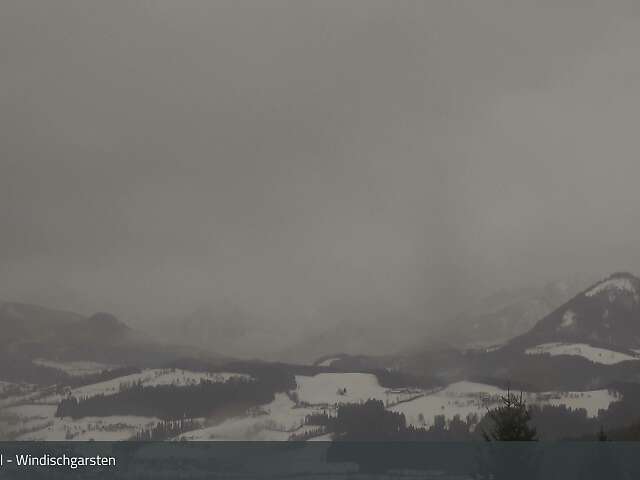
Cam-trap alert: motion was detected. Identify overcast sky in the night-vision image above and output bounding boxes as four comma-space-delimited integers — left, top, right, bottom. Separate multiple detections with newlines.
2, 1, 640, 326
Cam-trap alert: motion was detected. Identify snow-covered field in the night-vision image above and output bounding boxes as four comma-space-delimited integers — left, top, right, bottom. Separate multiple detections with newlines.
536, 390, 616, 416
0, 371, 625, 441
179, 393, 318, 441
177, 374, 620, 441
0, 368, 253, 441
295, 373, 388, 405
392, 381, 618, 429
0, 403, 57, 438
33, 359, 119, 377
295, 373, 424, 407
2, 403, 160, 441
525, 342, 639, 365
178, 372, 419, 441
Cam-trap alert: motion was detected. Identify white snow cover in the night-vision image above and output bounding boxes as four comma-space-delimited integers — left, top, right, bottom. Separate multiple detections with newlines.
483, 344, 503, 353
0, 368, 251, 440
391, 381, 618, 429
178, 393, 318, 441
177, 373, 423, 441
559, 310, 577, 329
15, 414, 161, 441
179, 374, 617, 440
294, 373, 423, 407
307, 433, 333, 441
538, 390, 616, 416
0, 371, 624, 441
0, 403, 57, 438
295, 373, 389, 405
525, 343, 639, 365
317, 357, 341, 367
585, 277, 639, 301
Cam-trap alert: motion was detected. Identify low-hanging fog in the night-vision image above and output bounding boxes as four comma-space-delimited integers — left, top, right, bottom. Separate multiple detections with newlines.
2, 1, 640, 357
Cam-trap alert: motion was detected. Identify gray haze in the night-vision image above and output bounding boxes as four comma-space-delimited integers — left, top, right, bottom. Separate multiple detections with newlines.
3, 1, 640, 334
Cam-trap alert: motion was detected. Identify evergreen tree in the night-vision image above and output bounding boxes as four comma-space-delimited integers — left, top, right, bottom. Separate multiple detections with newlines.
597, 425, 608, 441
482, 389, 537, 441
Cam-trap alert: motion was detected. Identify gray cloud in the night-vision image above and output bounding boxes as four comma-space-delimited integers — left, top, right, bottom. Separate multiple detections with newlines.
2, 1, 640, 332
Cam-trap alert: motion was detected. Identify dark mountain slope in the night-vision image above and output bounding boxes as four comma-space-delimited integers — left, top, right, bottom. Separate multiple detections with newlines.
386, 273, 640, 391
456, 273, 640, 390
0, 302, 84, 347
0, 301, 229, 384
509, 272, 640, 351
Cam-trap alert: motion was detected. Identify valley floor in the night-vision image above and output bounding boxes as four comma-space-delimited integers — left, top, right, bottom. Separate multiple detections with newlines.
0, 364, 619, 441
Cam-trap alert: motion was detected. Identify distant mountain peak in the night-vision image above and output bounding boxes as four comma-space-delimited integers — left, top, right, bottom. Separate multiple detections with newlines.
85, 312, 131, 339
583, 272, 640, 303
512, 272, 640, 350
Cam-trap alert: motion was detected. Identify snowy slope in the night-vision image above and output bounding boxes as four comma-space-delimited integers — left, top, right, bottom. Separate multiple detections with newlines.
317, 357, 341, 367
178, 376, 620, 440
514, 273, 640, 350
391, 381, 618, 429
525, 343, 639, 365
178, 372, 424, 441
15, 414, 160, 441
0, 369, 626, 441
585, 277, 639, 301
178, 393, 318, 441
0, 368, 252, 440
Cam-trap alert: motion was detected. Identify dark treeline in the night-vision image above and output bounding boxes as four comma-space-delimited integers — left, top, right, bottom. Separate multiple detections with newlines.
592, 420, 640, 440
305, 399, 479, 441
556, 382, 640, 440
55, 361, 298, 421
333, 400, 409, 440
304, 383, 640, 441
134, 419, 202, 441
315, 354, 441, 390
475, 382, 640, 440
398, 346, 640, 394
169, 357, 436, 396
469, 350, 640, 392
56, 377, 276, 420
374, 368, 440, 390
529, 404, 595, 439
167, 359, 297, 392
